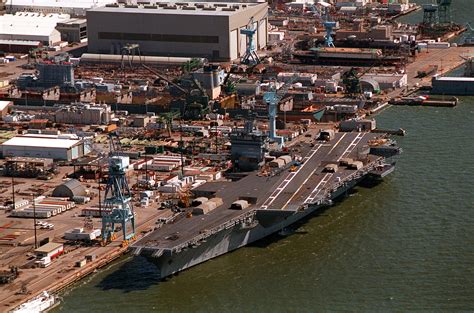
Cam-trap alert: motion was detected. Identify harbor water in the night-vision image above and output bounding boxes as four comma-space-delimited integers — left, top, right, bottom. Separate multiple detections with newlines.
54, 2, 474, 311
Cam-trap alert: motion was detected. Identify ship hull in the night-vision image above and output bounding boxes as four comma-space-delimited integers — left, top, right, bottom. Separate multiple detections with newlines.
142, 176, 363, 278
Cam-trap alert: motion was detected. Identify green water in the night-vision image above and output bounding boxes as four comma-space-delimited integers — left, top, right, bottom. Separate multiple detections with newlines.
55, 3, 474, 312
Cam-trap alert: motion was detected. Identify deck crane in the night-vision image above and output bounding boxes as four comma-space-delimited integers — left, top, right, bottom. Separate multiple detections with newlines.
101, 133, 136, 246
263, 74, 298, 148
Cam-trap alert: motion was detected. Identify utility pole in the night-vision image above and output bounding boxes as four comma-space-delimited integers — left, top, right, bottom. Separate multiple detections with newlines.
179, 119, 185, 177
11, 176, 15, 210
32, 194, 37, 249
98, 158, 101, 218
214, 112, 218, 155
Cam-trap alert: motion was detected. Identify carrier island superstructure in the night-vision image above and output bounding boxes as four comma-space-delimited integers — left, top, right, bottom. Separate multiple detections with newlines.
131, 122, 401, 278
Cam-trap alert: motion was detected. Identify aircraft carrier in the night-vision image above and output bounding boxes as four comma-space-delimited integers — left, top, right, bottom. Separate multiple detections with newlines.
131, 131, 400, 278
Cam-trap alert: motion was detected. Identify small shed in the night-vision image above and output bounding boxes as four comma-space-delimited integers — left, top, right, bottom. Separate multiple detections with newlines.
348, 161, 364, 170
208, 197, 223, 207
193, 201, 217, 215
324, 164, 339, 173
230, 200, 249, 210
52, 179, 86, 199
192, 197, 208, 207
34, 242, 64, 259
339, 158, 353, 166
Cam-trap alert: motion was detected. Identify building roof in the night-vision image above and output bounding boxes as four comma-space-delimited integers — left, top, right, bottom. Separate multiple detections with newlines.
34, 242, 63, 254
435, 77, 474, 81
0, 12, 70, 37
0, 39, 42, 46
1, 135, 81, 149
90, 2, 266, 17
57, 18, 87, 25
6, 0, 111, 9
0, 101, 12, 111
52, 179, 86, 197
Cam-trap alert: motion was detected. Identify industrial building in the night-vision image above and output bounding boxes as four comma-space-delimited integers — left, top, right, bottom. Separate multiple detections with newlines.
1, 133, 87, 161
56, 18, 87, 43
55, 103, 112, 125
87, 2, 268, 61
0, 12, 70, 46
431, 76, 474, 95
5, 0, 110, 17
52, 179, 86, 198
17, 59, 74, 89
0, 100, 12, 118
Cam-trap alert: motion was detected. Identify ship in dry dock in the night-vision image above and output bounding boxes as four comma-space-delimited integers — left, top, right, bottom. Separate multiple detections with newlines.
292, 47, 405, 66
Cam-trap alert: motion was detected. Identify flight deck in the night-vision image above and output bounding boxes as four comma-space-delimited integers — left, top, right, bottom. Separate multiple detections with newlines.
133, 131, 387, 254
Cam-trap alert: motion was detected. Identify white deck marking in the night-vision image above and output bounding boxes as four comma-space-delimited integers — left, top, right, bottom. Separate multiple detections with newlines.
260, 143, 323, 210
303, 133, 366, 205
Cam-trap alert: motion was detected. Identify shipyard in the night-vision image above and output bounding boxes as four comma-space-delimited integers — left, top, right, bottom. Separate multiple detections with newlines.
0, 0, 472, 311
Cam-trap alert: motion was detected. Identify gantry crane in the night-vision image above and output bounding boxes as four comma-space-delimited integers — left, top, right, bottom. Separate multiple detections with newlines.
101, 133, 136, 246
263, 74, 298, 148
240, 17, 260, 65
320, 1, 336, 48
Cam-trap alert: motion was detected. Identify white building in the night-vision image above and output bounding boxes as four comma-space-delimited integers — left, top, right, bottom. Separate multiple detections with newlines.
5, 0, 111, 17
1, 133, 86, 161
0, 12, 70, 45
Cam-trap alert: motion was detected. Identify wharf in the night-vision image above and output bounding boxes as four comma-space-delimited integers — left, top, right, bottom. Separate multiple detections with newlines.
133, 132, 386, 256
0, 210, 161, 312
390, 97, 458, 107
406, 46, 473, 86
388, 5, 421, 20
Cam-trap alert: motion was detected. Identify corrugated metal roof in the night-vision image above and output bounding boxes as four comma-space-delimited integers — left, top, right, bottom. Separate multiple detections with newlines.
0, 12, 70, 37
6, 0, 111, 9
53, 179, 86, 197
90, 2, 266, 16
0, 39, 41, 46
2, 136, 81, 149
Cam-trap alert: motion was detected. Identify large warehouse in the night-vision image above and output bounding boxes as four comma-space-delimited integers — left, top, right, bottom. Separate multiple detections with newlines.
1, 134, 87, 161
5, 0, 111, 17
0, 12, 70, 45
87, 2, 268, 61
